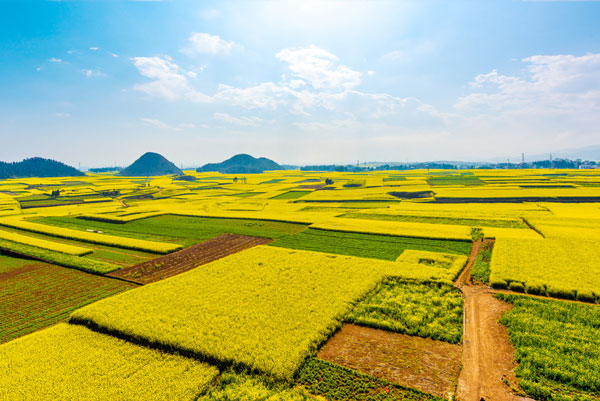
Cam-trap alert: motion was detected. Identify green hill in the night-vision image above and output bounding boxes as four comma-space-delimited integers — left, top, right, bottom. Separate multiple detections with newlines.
196, 154, 281, 174
119, 152, 183, 177
0, 157, 84, 179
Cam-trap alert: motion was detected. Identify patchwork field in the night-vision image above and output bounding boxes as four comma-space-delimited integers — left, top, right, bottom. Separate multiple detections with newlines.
1, 168, 600, 400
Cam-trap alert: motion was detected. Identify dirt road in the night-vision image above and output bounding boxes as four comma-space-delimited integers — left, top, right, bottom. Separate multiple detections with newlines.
455, 240, 533, 401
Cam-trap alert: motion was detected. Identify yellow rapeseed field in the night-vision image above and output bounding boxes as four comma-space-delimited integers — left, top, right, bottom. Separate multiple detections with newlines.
71, 245, 464, 380
0, 228, 92, 256
0, 323, 219, 401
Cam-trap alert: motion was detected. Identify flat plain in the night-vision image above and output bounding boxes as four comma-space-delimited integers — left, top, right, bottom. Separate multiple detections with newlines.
1, 168, 600, 400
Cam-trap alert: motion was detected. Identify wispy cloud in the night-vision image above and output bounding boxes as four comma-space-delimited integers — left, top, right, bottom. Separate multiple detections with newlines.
213, 112, 265, 127
55, 112, 71, 118
132, 56, 211, 102
83, 69, 106, 78
48, 57, 62, 63
89, 47, 99, 51
140, 117, 195, 131
182, 33, 237, 56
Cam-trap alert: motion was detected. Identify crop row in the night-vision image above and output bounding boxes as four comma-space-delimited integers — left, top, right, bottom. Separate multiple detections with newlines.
309, 218, 473, 241
0, 228, 91, 256
0, 238, 118, 274
0, 217, 181, 254
0, 262, 135, 343
0, 324, 218, 400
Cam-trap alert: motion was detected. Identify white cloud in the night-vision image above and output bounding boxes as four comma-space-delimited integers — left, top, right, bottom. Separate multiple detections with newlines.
89, 47, 99, 51
110, 52, 119, 58
83, 69, 106, 78
456, 53, 600, 117
49, 58, 62, 63
140, 117, 170, 129
382, 40, 437, 63
140, 118, 195, 131
276, 45, 361, 90
131, 56, 211, 102
55, 113, 71, 118
382, 50, 404, 61
213, 112, 265, 127
182, 33, 236, 55
367, 70, 376, 76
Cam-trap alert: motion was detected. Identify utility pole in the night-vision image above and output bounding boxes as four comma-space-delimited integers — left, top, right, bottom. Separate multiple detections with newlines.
522, 153, 525, 164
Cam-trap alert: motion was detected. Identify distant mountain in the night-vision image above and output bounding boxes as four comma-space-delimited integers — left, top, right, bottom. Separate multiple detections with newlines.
119, 152, 183, 177
197, 154, 281, 174
0, 157, 84, 179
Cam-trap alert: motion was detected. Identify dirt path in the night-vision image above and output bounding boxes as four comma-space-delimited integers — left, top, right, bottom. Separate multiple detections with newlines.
455, 240, 533, 401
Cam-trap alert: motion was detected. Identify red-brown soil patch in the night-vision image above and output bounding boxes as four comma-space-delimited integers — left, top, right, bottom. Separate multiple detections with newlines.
108, 234, 272, 284
317, 324, 462, 399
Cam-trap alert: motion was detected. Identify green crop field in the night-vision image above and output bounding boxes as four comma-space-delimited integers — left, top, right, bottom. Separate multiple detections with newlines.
497, 294, 600, 401
347, 279, 463, 344
270, 228, 472, 261
296, 358, 443, 401
35, 215, 308, 247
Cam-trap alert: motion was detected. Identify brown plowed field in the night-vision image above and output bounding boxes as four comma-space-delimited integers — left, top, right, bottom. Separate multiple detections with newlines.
0, 262, 135, 344
108, 234, 272, 284
317, 324, 462, 399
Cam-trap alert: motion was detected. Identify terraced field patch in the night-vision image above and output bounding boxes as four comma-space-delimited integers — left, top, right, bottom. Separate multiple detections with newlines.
0, 262, 136, 344
109, 234, 272, 284
317, 324, 462, 399
71, 246, 462, 380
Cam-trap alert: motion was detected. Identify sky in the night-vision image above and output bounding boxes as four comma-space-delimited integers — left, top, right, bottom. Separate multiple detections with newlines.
1, 0, 600, 168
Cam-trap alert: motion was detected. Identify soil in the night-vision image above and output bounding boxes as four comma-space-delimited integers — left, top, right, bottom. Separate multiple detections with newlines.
108, 234, 272, 284
455, 240, 534, 401
317, 324, 462, 399
0, 263, 43, 281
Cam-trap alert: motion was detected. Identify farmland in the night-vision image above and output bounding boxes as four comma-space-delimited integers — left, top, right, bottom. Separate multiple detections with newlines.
1, 168, 600, 400
0, 257, 135, 343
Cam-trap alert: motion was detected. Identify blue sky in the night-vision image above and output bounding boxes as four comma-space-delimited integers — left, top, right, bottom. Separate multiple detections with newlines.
1, 0, 599, 167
